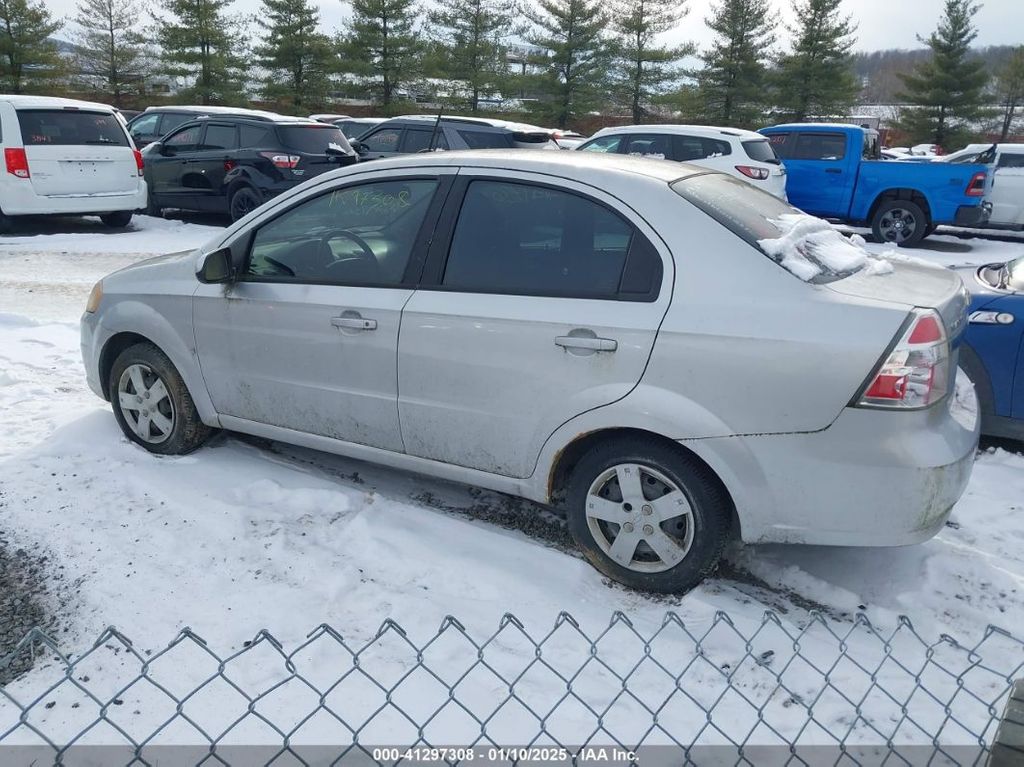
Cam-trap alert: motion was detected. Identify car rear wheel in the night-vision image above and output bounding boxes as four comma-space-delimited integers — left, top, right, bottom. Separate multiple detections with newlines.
871, 200, 928, 247
0, 210, 12, 234
109, 342, 212, 455
566, 439, 731, 593
100, 211, 133, 228
229, 187, 262, 222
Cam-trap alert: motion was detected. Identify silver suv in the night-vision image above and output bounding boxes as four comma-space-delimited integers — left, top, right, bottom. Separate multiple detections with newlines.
80, 151, 979, 592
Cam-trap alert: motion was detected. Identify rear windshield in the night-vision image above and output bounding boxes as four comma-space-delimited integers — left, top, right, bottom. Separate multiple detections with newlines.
512, 131, 552, 144
18, 109, 129, 147
742, 139, 779, 164
277, 125, 351, 154
672, 172, 872, 283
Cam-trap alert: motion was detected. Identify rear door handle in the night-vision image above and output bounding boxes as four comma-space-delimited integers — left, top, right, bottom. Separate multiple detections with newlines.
555, 336, 617, 352
331, 316, 377, 331
825, 168, 842, 174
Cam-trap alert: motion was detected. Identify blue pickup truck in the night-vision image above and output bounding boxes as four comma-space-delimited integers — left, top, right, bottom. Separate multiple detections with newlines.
760, 124, 989, 246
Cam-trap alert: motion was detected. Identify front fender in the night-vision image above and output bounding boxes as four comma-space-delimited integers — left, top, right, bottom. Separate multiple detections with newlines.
93, 295, 219, 427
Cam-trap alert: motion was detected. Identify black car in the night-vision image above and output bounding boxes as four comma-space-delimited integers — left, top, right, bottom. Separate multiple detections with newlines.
126, 106, 287, 148
142, 115, 358, 222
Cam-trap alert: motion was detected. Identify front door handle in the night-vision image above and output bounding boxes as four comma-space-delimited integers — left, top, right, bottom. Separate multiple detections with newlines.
555, 335, 617, 352
331, 315, 377, 331
825, 168, 843, 174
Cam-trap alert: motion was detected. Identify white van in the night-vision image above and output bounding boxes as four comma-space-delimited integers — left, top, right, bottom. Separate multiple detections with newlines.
0, 95, 147, 233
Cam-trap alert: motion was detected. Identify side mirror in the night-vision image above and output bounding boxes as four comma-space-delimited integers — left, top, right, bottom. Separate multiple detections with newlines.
158, 142, 174, 156
350, 140, 367, 155
197, 247, 234, 284
325, 144, 349, 160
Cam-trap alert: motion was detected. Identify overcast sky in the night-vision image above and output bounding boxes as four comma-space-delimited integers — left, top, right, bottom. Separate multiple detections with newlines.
48, 0, 1022, 53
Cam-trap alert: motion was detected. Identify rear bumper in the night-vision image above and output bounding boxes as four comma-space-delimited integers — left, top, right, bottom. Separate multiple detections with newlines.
953, 203, 991, 227
1, 184, 147, 216
692, 390, 980, 547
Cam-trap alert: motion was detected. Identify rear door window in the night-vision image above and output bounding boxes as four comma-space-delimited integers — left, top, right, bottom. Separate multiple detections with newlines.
159, 112, 192, 134
18, 110, 129, 146
202, 124, 238, 150
792, 133, 847, 160
441, 180, 638, 298
403, 128, 449, 152
623, 134, 672, 159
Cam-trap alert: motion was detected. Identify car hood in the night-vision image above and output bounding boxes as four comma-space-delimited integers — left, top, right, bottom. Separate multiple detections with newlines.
826, 260, 970, 340
103, 249, 201, 295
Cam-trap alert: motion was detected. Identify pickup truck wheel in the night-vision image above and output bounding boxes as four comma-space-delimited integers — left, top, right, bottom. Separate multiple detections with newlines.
872, 200, 928, 247
566, 439, 730, 593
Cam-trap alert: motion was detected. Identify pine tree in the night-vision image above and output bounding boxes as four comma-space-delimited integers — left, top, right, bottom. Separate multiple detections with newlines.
697, 0, 775, 127
73, 0, 148, 106
155, 0, 247, 105
525, 0, 611, 129
773, 0, 857, 121
428, 0, 514, 113
340, 0, 423, 111
256, 0, 335, 110
897, 0, 989, 148
0, 0, 62, 94
611, 0, 691, 123
994, 46, 1024, 141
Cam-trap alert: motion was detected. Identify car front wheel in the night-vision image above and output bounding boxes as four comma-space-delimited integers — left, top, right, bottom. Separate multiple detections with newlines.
566, 439, 731, 593
109, 342, 212, 455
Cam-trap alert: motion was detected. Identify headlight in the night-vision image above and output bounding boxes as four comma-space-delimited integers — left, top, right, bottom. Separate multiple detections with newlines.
85, 281, 103, 313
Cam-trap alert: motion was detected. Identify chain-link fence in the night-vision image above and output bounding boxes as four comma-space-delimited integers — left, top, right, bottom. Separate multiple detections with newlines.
1, 610, 1022, 766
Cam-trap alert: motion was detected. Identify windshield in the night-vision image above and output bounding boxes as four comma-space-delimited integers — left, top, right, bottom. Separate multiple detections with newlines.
18, 109, 129, 147
278, 125, 351, 154
672, 172, 878, 283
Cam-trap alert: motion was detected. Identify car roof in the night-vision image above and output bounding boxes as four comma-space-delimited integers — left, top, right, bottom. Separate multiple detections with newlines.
592, 124, 766, 141
186, 113, 325, 126
762, 122, 865, 132
326, 148, 706, 183
139, 105, 287, 120
0, 95, 118, 112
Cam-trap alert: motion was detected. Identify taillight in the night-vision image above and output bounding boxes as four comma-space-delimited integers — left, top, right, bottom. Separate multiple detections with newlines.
133, 149, 144, 176
5, 148, 29, 178
856, 308, 950, 409
735, 165, 769, 180
260, 152, 301, 169
966, 171, 986, 196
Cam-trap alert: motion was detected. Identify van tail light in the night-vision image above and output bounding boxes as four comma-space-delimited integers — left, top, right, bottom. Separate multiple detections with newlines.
966, 171, 986, 196
856, 308, 950, 409
5, 148, 30, 178
133, 149, 144, 176
260, 152, 301, 169
735, 165, 769, 180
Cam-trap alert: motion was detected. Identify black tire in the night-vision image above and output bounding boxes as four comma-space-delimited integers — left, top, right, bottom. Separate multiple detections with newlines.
229, 186, 262, 222
109, 342, 213, 455
565, 438, 731, 593
0, 210, 13, 235
871, 199, 928, 247
100, 211, 133, 228
146, 193, 163, 218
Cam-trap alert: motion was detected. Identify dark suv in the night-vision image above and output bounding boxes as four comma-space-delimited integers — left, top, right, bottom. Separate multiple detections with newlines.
352, 115, 557, 160
142, 115, 358, 222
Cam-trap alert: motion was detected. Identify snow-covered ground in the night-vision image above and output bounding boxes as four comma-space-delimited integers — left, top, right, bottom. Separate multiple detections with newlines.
1, 217, 1022, 750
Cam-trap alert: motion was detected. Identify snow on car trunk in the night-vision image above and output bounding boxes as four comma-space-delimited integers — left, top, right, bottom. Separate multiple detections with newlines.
757, 213, 893, 280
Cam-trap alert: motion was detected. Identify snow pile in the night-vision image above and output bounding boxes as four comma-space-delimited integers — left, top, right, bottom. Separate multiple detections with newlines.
757, 214, 893, 280
0, 214, 223, 255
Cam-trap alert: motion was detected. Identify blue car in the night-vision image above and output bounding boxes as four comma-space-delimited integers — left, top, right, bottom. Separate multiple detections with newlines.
955, 254, 1024, 440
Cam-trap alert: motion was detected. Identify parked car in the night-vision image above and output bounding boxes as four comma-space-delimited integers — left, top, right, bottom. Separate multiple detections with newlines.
81, 150, 977, 593
577, 125, 787, 198
351, 115, 557, 160
760, 123, 990, 246
954, 255, 1024, 441
142, 114, 357, 222
938, 144, 1023, 230
126, 106, 282, 149
333, 117, 385, 141
0, 95, 146, 233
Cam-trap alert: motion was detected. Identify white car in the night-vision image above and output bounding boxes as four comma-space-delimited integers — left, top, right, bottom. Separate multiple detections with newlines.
577, 124, 787, 198
0, 95, 146, 233
939, 144, 1024, 230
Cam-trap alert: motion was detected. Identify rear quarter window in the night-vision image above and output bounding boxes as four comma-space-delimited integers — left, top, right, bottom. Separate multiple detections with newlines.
18, 110, 129, 147
278, 125, 349, 154
742, 139, 779, 164
458, 129, 514, 149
